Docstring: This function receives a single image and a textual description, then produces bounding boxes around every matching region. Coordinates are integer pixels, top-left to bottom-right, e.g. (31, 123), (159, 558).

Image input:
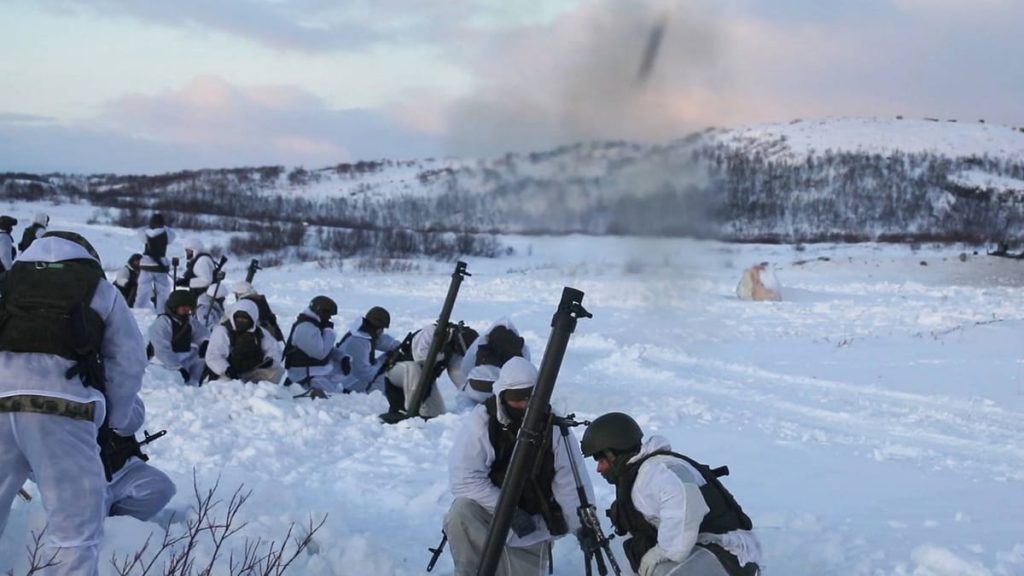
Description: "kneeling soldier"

(206, 300), (284, 383)
(581, 413), (763, 576)
(147, 289), (209, 386)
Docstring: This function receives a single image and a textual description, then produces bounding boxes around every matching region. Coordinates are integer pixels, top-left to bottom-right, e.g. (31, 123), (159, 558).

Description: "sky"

(0, 0), (1021, 174)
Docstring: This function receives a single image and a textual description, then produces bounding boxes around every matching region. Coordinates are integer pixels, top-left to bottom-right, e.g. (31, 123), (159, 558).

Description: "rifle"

(98, 427), (168, 481)
(477, 287), (591, 576)
(245, 258), (261, 284)
(375, 330), (415, 381)
(426, 531), (447, 572)
(554, 415), (622, 576)
(203, 255), (229, 325)
(380, 261), (470, 424)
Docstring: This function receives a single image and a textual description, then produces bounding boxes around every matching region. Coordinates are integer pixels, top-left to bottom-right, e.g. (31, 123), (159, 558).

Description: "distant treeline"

(3, 134), (1023, 246)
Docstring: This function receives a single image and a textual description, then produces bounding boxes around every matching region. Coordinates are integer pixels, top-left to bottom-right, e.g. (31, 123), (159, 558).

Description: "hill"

(3, 117), (1023, 256)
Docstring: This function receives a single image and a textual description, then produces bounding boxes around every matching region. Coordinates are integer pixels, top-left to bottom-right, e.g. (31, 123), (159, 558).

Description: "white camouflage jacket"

(0, 237), (148, 433)
(206, 299), (280, 378)
(447, 357), (594, 548)
(627, 436), (763, 567)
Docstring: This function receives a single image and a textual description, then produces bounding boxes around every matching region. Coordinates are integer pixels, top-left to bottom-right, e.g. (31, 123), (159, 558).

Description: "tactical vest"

(608, 451), (753, 572)
(0, 258), (106, 385)
(158, 313), (193, 353)
(18, 223), (44, 252)
(283, 316), (331, 368)
(228, 327), (264, 374)
(144, 230), (168, 260)
(484, 397), (568, 536)
(182, 252), (212, 284)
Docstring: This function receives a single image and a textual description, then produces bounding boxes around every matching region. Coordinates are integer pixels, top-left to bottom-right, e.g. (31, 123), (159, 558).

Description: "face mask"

(505, 405), (527, 422)
(233, 314), (254, 331)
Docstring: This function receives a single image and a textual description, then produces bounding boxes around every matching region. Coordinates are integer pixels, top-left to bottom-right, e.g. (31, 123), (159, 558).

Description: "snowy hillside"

(2, 198), (1024, 575)
(711, 117), (1024, 162)
(4, 116), (1024, 246)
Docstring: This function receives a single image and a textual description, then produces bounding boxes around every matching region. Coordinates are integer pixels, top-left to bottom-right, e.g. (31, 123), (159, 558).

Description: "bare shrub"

(353, 258), (419, 273)
(9, 473), (325, 576)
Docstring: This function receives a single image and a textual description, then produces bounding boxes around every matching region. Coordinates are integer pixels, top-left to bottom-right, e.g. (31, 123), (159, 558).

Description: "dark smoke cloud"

(443, 0), (723, 158)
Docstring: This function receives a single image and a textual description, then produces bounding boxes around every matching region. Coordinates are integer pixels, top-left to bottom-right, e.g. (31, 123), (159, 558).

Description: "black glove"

(432, 360), (448, 379)
(510, 508), (536, 538)
(258, 357), (274, 369)
(178, 368), (191, 383)
(98, 427), (144, 481)
(576, 526), (599, 553)
(225, 365), (239, 379)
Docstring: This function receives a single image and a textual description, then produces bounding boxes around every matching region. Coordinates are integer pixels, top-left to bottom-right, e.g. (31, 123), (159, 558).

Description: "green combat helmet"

(309, 295), (338, 320)
(580, 412), (644, 458)
(165, 289), (196, 312)
(365, 306), (390, 329)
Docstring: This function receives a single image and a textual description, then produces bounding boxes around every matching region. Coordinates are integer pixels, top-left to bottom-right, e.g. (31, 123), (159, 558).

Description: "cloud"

(442, 0), (726, 157)
(436, 0), (1024, 157)
(0, 112), (53, 124)
(28, 0), (487, 53)
(0, 77), (441, 174)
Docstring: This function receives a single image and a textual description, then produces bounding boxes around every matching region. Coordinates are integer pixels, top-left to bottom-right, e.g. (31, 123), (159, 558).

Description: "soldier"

(336, 306), (401, 394)
(137, 213), (175, 311)
(0, 215), (17, 280)
(17, 212), (49, 252)
(206, 300), (284, 384)
(382, 322), (477, 418)
(581, 413), (763, 576)
(178, 238), (217, 299)
(283, 296), (347, 395)
(147, 289), (209, 386)
(445, 357), (594, 576)
(0, 231), (148, 574)
(113, 253), (142, 306)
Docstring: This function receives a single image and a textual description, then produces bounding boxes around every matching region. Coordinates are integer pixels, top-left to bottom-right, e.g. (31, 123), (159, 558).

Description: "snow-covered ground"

(2, 199), (1024, 575)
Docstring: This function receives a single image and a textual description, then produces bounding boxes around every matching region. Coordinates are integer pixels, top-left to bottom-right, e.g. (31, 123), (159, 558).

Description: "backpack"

(144, 230), (168, 260)
(0, 258), (106, 388)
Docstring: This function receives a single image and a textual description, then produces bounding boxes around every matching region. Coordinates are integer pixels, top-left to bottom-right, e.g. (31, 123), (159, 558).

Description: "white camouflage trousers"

(0, 412), (106, 576)
(387, 360), (446, 418)
(136, 270), (171, 311)
(443, 497), (548, 576)
(108, 458), (176, 521)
